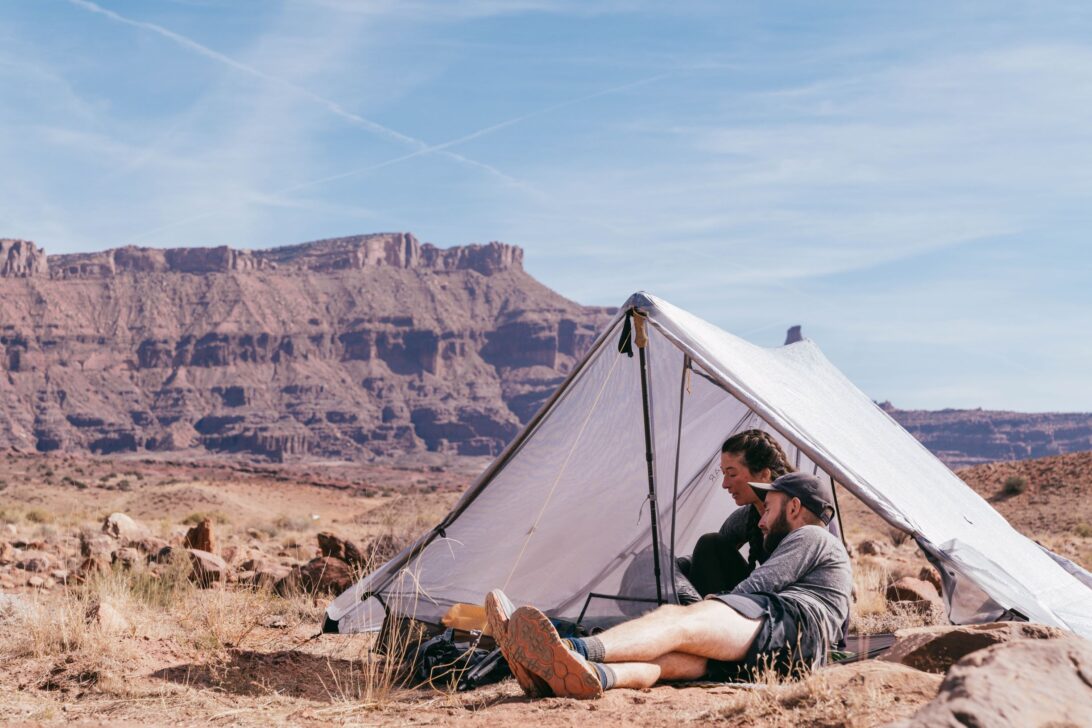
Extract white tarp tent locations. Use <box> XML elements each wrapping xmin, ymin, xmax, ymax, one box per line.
<box><xmin>326</xmin><ymin>292</ymin><xmax>1092</xmax><ymax>638</ymax></box>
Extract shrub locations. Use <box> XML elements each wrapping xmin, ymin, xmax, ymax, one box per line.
<box><xmin>25</xmin><ymin>508</ymin><xmax>53</xmax><ymax>524</ymax></box>
<box><xmin>1075</xmin><ymin>523</ymin><xmax>1092</xmax><ymax>538</ymax></box>
<box><xmin>182</xmin><ymin>511</ymin><xmax>229</xmax><ymax>526</ymax></box>
<box><xmin>1002</xmin><ymin>476</ymin><xmax>1027</xmax><ymax>497</ymax></box>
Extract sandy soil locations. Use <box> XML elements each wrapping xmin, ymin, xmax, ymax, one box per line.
<box><xmin>1</xmin><ymin>450</ymin><xmax>1087</xmax><ymax>726</ymax></box>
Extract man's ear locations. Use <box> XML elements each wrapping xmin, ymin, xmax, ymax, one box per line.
<box><xmin>789</xmin><ymin>496</ymin><xmax>804</xmax><ymax>523</ymax></box>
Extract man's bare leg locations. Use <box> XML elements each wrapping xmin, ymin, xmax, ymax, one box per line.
<box><xmin>608</xmin><ymin>652</ymin><xmax>709</xmax><ymax>689</ymax></box>
<box><xmin>594</xmin><ymin>600</ymin><xmax>763</xmax><ymax>663</ymax></box>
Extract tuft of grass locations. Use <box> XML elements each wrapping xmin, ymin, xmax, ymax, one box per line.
<box><xmin>25</xmin><ymin>508</ymin><xmax>53</xmax><ymax>524</ymax></box>
<box><xmin>1075</xmin><ymin>522</ymin><xmax>1092</xmax><ymax>538</ymax></box>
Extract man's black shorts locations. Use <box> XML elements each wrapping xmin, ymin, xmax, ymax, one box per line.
<box><xmin>704</xmin><ymin>592</ymin><xmax>823</xmax><ymax>681</ymax></box>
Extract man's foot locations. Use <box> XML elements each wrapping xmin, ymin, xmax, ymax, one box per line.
<box><xmin>507</xmin><ymin>606</ymin><xmax>604</xmax><ymax>700</ymax></box>
<box><xmin>484</xmin><ymin>589</ymin><xmax>552</xmax><ymax>698</ymax></box>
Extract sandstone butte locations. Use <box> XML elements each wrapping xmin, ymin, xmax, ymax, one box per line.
<box><xmin>1</xmin><ymin>233</ymin><xmax>1091</xmax><ymax>465</ymax></box>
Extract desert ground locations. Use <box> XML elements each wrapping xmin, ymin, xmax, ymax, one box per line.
<box><xmin>1</xmin><ymin>450</ymin><xmax>1089</xmax><ymax>726</ymax></box>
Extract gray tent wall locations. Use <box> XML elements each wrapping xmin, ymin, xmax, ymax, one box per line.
<box><xmin>326</xmin><ymin>292</ymin><xmax>1092</xmax><ymax>638</ymax></box>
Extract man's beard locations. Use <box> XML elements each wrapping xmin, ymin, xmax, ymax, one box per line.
<box><xmin>762</xmin><ymin>511</ymin><xmax>792</xmax><ymax>554</ymax></box>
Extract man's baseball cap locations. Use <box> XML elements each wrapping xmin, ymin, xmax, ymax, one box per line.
<box><xmin>748</xmin><ymin>472</ymin><xmax>836</xmax><ymax>525</ymax></box>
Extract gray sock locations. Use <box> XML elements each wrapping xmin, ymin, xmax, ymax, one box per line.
<box><xmin>583</xmin><ymin>635</ymin><xmax>606</xmax><ymax>662</ymax></box>
<box><xmin>591</xmin><ymin>661</ymin><xmax>616</xmax><ymax>690</ymax></box>
<box><xmin>564</xmin><ymin>635</ymin><xmax>607</xmax><ymax>662</ymax></box>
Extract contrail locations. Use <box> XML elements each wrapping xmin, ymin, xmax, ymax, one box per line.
<box><xmin>272</xmin><ymin>72</ymin><xmax>671</xmax><ymax>196</ymax></box>
<box><xmin>64</xmin><ymin>0</ymin><xmax>521</xmax><ymax>184</ymax></box>
<box><xmin>125</xmin><ymin>73</ymin><xmax>670</xmax><ymax>244</ymax></box>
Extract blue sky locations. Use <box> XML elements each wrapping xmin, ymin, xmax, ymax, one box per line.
<box><xmin>2</xmin><ymin>1</ymin><xmax>1091</xmax><ymax>411</ymax></box>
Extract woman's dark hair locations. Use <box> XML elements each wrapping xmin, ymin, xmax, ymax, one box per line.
<box><xmin>721</xmin><ymin>429</ymin><xmax>794</xmax><ymax>479</ymax></box>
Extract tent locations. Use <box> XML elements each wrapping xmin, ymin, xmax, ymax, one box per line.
<box><xmin>325</xmin><ymin>292</ymin><xmax>1092</xmax><ymax>638</ymax></box>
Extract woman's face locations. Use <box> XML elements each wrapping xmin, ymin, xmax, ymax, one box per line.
<box><xmin>720</xmin><ymin>451</ymin><xmax>766</xmax><ymax>507</ymax></box>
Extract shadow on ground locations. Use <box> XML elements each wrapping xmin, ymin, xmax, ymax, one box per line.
<box><xmin>153</xmin><ymin>649</ymin><xmax>381</xmax><ymax>703</ymax></box>
<box><xmin>152</xmin><ymin>649</ymin><xmax>534</xmax><ymax>707</ymax></box>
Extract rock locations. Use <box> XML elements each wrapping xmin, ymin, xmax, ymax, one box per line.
<box><xmin>27</xmin><ymin>575</ymin><xmax>46</xmax><ymax>588</ymax></box>
<box><xmin>273</xmin><ymin>568</ymin><xmax>301</xmax><ymax>597</ymax></box>
<box><xmin>183</xmin><ymin>518</ymin><xmax>216</xmax><ymax>554</ymax></box>
<box><xmin>880</xmin><ymin>622</ymin><xmax>1068</xmax><ymax>674</ymax></box>
<box><xmin>15</xmin><ymin>549</ymin><xmax>51</xmax><ymax>572</ymax></box>
<box><xmin>888</xmin><ymin>636</ymin><xmax>1092</xmax><ymax>727</ymax></box>
<box><xmin>254</xmin><ymin>564</ymin><xmax>291</xmax><ymax>590</ymax></box>
<box><xmin>0</xmin><ymin>541</ymin><xmax>14</xmax><ymax>565</ymax></box>
<box><xmin>102</xmin><ymin>513</ymin><xmax>151</xmax><ymax>543</ymax></box>
<box><xmin>147</xmin><ymin>545</ymin><xmax>174</xmax><ymax>564</ymax></box>
<box><xmin>298</xmin><ymin>556</ymin><xmax>354</xmax><ymax>595</ymax></box>
<box><xmin>3</xmin><ymin>524</ymin><xmax>16</xmax><ymax>537</ymax></box>
<box><xmin>917</xmin><ymin>565</ymin><xmax>942</xmax><ymax>593</ymax></box>
<box><xmin>133</xmin><ymin>536</ymin><xmax>169</xmax><ymax>556</ymax></box>
<box><xmin>857</xmin><ymin>539</ymin><xmax>888</xmax><ymax>556</ymax></box>
<box><xmin>186</xmin><ymin>548</ymin><xmax>228</xmax><ymax>588</ymax></box>
<box><xmin>0</xmin><ymin>239</ymin><xmax>48</xmax><ymax>277</ymax></box>
<box><xmin>365</xmin><ymin>532</ymin><xmax>410</xmax><ymax>568</ymax></box>
<box><xmin>317</xmin><ymin>532</ymin><xmax>365</xmax><ymax>567</ymax></box>
<box><xmin>885</xmin><ymin>577</ymin><xmax>942</xmax><ymax>607</ymax></box>
<box><xmin>85</xmin><ymin>599</ymin><xmax>130</xmax><ymax>635</ymax></box>
<box><xmin>80</xmin><ymin>532</ymin><xmax>117</xmax><ymax>559</ymax></box>
<box><xmin>112</xmin><ymin>547</ymin><xmax>143</xmax><ymax>570</ymax></box>
<box><xmin>51</xmin><ymin>569</ymin><xmax>70</xmax><ymax>584</ymax></box>
<box><xmin>75</xmin><ymin>555</ymin><xmax>109</xmax><ymax>583</ymax></box>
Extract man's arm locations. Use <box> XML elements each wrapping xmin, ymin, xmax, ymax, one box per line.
<box><xmin>729</xmin><ymin>527</ymin><xmax>822</xmax><ymax>596</ymax></box>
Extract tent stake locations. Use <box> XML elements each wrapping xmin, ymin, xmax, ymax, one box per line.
<box><xmin>635</xmin><ymin>313</ymin><xmax>664</xmax><ymax>604</ymax></box>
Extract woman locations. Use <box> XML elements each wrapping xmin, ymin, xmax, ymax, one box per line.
<box><xmin>676</xmin><ymin>429</ymin><xmax>794</xmax><ymax>602</ymax></box>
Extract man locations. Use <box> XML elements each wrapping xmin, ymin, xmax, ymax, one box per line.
<box><xmin>486</xmin><ymin>472</ymin><xmax>852</xmax><ymax>699</ymax></box>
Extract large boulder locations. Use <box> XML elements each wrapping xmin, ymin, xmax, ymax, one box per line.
<box><xmin>880</xmin><ymin>622</ymin><xmax>1068</xmax><ymax>673</ymax></box>
<box><xmin>102</xmin><ymin>513</ymin><xmax>152</xmax><ymax>543</ymax></box>
<box><xmin>183</xmin><ymin>518</ymin><xmax>216</xmax><ymax>554</ymax></box>
<box><xmin>887</xmin><ymin>636</ymin><xmax>1092</xmax><ymax>727</ymax></box>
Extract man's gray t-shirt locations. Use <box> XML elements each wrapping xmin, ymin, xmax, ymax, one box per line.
<box><xmin>730</xmin><ymin>525</ymin><xmax>852</xmax><ymax>650</ymax></box>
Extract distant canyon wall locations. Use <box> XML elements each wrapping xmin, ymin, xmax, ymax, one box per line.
<box><xmin>1</xmin><ymin>234</ymin><xmax>1089</xmax><ymax>467</ymax></box>
<box><xmin>0</xmin><ymin>234</ymin><xmax>612</xmax><ymax>461</ymax></box>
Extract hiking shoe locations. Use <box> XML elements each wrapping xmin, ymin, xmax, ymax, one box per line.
<box><xmin>507</xmin><ymin>606</ymin><xmax>604</xmax><ymax>700</ymax></box>
<box><xmin>484</xmin><ymin>589</ymin><xmax>552</xmax><ymax>698</ymax></box>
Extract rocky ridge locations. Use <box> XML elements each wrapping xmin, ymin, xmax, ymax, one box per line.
<box><xmin>0</xmin><ymin>234</ymin><xmax>614</xmax><ymax>461</ymax></box>
<box><xmin>882</xmin><ymin>402</ymin><xmax>1092</xmax><ymax>468</ymax></box>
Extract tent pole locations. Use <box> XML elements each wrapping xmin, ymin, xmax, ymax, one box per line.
<box><xmin>668</xmin><ymin>355</ymin><xmax>690</xmax><ymax>603</ymax></box>
<box><xmin>830</xmin><ymin>480</ymin><xmax>849</xmax><ymax>551</ymax></box>
<box><xmin>635</xmin><ymin>314</ymin><xmax>664</xmax><ymax>605</ymax></box>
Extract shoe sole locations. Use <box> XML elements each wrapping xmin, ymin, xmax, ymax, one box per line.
<box><xmin>484</xmin><ymin>589</ymin><xmax>552</xmax><ymax>698</ymax></box>
<box><xmin>508</xmin><ymin>606</ymin><xmax>603</xmax><ymax>700</ymax></box>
